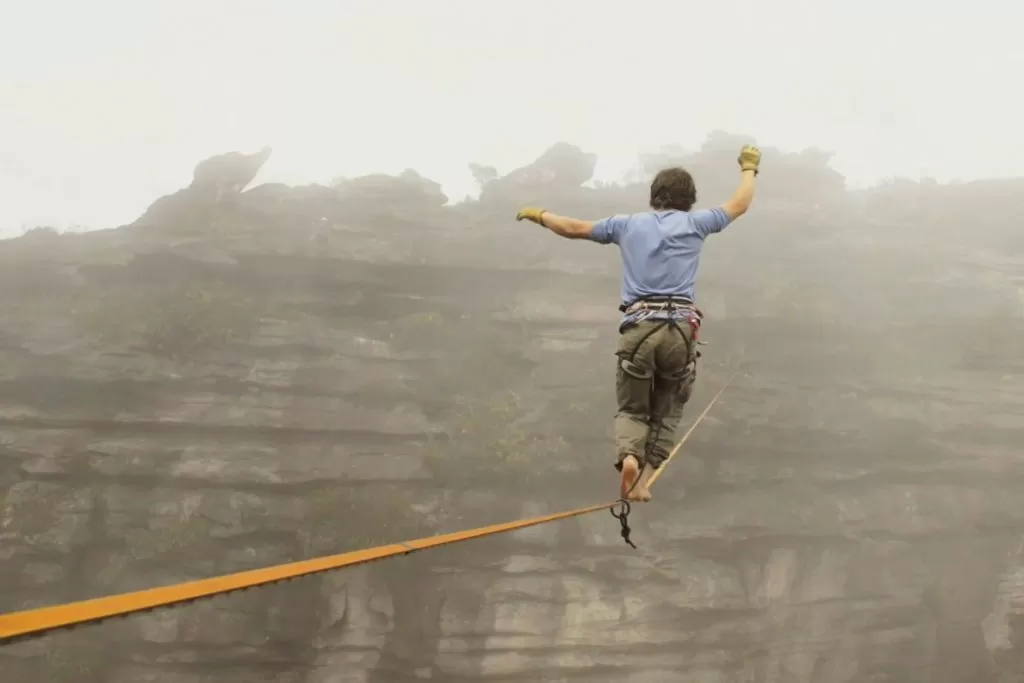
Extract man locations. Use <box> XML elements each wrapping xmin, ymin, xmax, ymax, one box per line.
<box><xmin>515</xmin><ymin>144</ymin><xmax>761</xmax><ymax>502</ymax></box>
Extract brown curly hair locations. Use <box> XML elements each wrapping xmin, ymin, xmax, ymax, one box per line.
<box><xmin>649</xmin><ymin>167</ymin><xmax>697</xmax><ymax>212</ymax></box>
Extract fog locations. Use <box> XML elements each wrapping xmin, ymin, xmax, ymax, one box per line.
<box><xmin>1</xmin><ymin>2</ymin><xmax>1024</xmax><ymax>683</ymax></box>
<box><xmin>2</xmin><ymin>0</ymin><xmax>1023</xmax><ymax>233</ymax></box>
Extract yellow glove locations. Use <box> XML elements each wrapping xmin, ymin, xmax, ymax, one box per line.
<box><xmin>737</xmin><ymin>145</ymin><xmax>761</xmax><ymax>174</ymax></box>
<box><xmin>515</xmin><ymin>206</ymin><xmax>547</xmax><ymax>225</ymax></box>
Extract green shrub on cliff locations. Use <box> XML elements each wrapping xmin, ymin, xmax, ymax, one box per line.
<box><xmin>306</xmin><ymin>482</ymin><xmax>434</xmax><ymax>549</ymax></box>
<box><xmin>425</xmin><ymin>389</ymin><xmax>571</xmax><ymax>489</ymax></box>
<box><xmin>77</xmin><ymin>280</ymin><xmax>258</xmax><ymax>359</ymax></box>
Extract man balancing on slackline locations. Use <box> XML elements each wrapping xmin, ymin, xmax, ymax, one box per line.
<box><xmin>515</xmin><ymin>144</ymin><xmax>761</xmax><ymax>503</ymax></box>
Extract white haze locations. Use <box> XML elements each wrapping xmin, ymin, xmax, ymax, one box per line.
<box><xmin>0</xmin><ymin>0</ymin><xmax>1021</xmax><ymax>234</ymax></box>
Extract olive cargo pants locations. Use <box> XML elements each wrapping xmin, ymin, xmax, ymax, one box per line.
<box><xmin>614</xmin><ymin>318</ymin><xmax>697</xmax><ymax>471</ymax></box>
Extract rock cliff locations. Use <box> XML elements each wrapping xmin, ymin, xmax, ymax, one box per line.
<box><xmin>2</xmin><ymin>139</ymin><xmax>1023</xmax><ymax>682</ymax></box>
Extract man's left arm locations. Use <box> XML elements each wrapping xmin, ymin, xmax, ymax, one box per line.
<box><xmin>516</xmin><ymin>207</ymin><xmax>626</xmax><ymax>243</ymax></box>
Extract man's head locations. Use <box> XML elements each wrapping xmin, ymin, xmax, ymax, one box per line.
<box><xmin>649</xmin><ymin>167</ymin><xmax>697</xmax><ymax>212</ymax></box>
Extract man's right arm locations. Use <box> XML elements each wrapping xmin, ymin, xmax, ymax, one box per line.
<box><xmin>720</xmin><ymin>144</ymin><xmax>761</xmax><ymax>221</ymax></box>
<box><xmin>721</xmin><ymin>169</ymin><xmax>757</xmax><ymax>221</ymax></box>
<box><xmin>691</xmin><ymin>145</ymin><xmax>761</xmax><ymax>237</ymax></box>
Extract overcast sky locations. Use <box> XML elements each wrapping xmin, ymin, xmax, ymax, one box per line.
<box><xmin>1</xmin><ymin>0</ymin><xmax>1020</xmax><ymax>234</ymax></box>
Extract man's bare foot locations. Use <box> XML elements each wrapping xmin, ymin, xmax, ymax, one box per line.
<box><xmin>630</xmin><ymin>485</ymin><xmax>655</xmax><ymax>501</ymax></box>
<box><xmin>619</xmin><ymin>455</ymin><xmax>640</xmax><ymax>500</ymax></box>
<box><xmin>627</xmin><ymin>466</ymin><xmax>654</xmax><ymax>502</ymax></box>
<box><xmin>638</xmin><ymin>467</ymin><xmax>655</xmax><ymax>502</ymax></box>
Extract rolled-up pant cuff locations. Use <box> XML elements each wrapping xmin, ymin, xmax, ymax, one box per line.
<box><xmin>614</xmin><ymin>449</ymin><xmax>668</xmax><ymax>472</ymax></box>
<box><xmin>614</xmin><ymin>450</ymin><xmax>667</xmax><ymax>472</ymax></box>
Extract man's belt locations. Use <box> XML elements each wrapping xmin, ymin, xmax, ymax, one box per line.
<box><xmin>620</xmin><ymin>297</ymin><xmax>696</xmax><ymax>316</ymax></box>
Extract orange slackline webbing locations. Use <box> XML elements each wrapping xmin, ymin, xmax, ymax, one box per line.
<box><xmin>647</xmin><ymin>374</ymin><xmax>733</xmax><ymax>488</ymax></box>
<box><xmin>0</xmin><ymin>502</ymin><xmax>615</xmax><ymax>643</ymax></box>
<box><xmin>0</xmin><ymin>373</ymin><xmax>735</xmax><ymax>644</ymax></box>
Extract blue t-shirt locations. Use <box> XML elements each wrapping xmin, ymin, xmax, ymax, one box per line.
<box><xmin>589</xmin><ymin>207</ymin><xmax>732</xmax><ymax>306</ymax></box>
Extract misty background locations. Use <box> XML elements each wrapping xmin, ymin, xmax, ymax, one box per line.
<box><xmin>2</xmin><ymin>2</ymin><xmax>1024</xmax><ymax>683</ymax></box>
<box><xmin>2</xmin><ymin>0</ymin><xmax>1023</xmax><ymax>234</ymax></box>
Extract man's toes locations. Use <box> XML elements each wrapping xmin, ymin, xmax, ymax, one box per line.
<box><xmin>626</xmin><ymin>487</ymin><xmax>652</xmax><ymax>503</ymax></box>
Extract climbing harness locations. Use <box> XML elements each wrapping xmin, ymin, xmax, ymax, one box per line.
<box><xmin>0</xmin><ymin>372</ymin><xmax>736</xmax><ymax>644</ymax></box>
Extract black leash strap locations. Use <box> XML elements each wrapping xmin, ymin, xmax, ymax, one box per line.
<box><xmin>609</xmin><ymin>499</ymin><xmax>636</xmax><ymax>549</ymax></box>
